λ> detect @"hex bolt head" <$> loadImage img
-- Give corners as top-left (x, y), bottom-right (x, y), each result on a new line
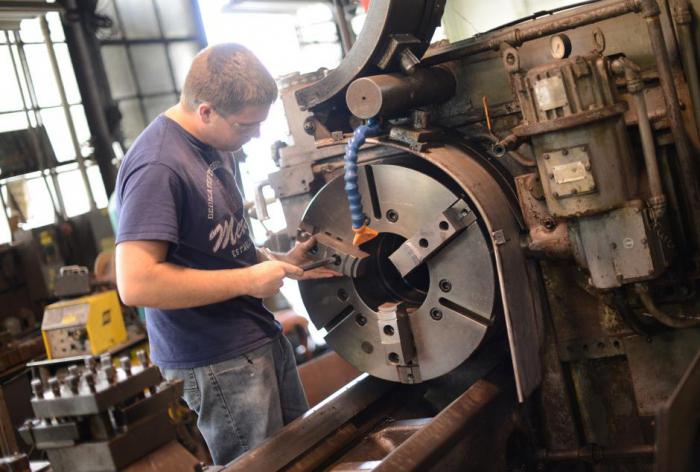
top-left (430, 308), bottom-right (443, 321)
top-left (355, 314), bottom-right (367, 326)
top-left (67, 365), bottom-right (80, 377)
top-left (31, 379), bottom-right (44, 399)
top-left (439, 279), bottom-right (452, 293)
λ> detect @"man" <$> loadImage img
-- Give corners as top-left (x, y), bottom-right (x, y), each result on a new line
top-left (114, 43), bottom-right (336, 465)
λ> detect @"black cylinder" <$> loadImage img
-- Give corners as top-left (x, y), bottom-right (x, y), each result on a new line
top-left (346, 66), bottom-right (456, 119)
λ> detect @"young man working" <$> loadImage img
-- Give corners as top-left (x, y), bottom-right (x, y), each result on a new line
top-left (114, 43), bottom-right (336, 465)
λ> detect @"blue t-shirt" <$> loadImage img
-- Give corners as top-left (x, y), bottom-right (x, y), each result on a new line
top-left (115, 115), bottom-right (280, 369)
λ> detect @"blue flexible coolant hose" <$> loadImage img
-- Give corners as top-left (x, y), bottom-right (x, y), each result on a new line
top-left (344, 118), bottom-right (381, 230)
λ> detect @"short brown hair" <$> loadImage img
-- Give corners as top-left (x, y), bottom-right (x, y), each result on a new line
top-left (181, 43), bottom-right (278, 116)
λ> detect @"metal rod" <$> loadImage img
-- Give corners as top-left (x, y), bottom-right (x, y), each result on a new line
top-left (11, 30), bottom-right (66, 220)
top-left (63, 0), bottom-right (118, 195)
top-left (673, 0), bottom-right (700, 136)
top-left (40, 15), bottom-right (96, 211)
top-left (222, 375), bottom-right (394, 471)
top-left (641, 0), bottom-right (700, 251)
top-left (537, 443), bottom-right (655, 463)
top-left (373, 380), bottom-right (501, 471)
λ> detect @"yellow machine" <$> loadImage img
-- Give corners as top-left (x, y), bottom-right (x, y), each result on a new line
top-left (41, 290), bottom-right (127, 359)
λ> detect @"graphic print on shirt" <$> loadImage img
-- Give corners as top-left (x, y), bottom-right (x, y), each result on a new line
top-left (206, 160), bottom-right (254, 258)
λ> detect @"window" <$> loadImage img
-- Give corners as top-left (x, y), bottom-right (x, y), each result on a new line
top-left (0, 11), bottom-right (108, 243)
top-left (95, 0), bottom-right (206, 147)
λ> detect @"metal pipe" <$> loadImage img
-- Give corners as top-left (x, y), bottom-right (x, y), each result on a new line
top-left (673, 0), bottom-right (700, 136)
top-left (636, 283), bottom-right (700, 328)
top-left (40, 15), bottom-right (96, 211)
top-left (63, 0), bottom-right (118, 195)
top-left (373, 380), bottom-right (500, 471)
top-left (423, 0), bottom-right (645, 65)
top-left (641, 0), bottom-right (700, 251)
top-left (612, 57), bottom-right (666, 219)
top-left (11, 30), bottom-right (66, 220)
top-left (537, 443), bottom-right (655, 463)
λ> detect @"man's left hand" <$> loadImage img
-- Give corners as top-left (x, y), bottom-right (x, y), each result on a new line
top-left (263, 236), bottom-right (342, 281)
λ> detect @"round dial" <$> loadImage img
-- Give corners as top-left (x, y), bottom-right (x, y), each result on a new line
top-left (550, 34), bottom-right (572, 60)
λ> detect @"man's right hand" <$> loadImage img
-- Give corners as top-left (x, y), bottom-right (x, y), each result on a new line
top-left (247, 261), bottom-right (303, 298)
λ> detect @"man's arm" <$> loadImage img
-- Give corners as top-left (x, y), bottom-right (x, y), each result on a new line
top-left (116, 240), bottom-right (302, 309)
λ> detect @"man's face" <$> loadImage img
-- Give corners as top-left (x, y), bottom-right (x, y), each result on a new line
top-left (201, 103), bottom-right (270, 151)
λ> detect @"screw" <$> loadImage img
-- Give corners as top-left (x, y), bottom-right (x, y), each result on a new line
top-left (543, 153), bottom-right (550, 160)
top-left (562, 149), bottom-right (569, 156)
top-left (552, 191), bottom-right (560, 199)
top-left (67, 365), bottom-right (80, 377)
top-left (355, 314), bottom-right (367, 326)
top-left (439, 279), bottom-right (452, 292)
top-left (430, 308), bottom-right (443, 320)
top-left (303, 119), bottom-right (315, 134)
top-left (543, 217), bottom-right (556, 231)
top-left (386, 209), bottom-right (399, 222)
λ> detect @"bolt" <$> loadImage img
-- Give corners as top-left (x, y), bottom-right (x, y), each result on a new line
top-left (439, 279), bottom-right (452, 292)
top-left (548, 172), bottom-right (554, 179)
top-left (104, 365), bottom-right (116, 385)
top-left (65, 374), bottom-right (79, 395)
top-left (571, 188), bottom-right (578, 195)
top-left (562, 149), bottom-right (569, 156)
top-left (355, 314), bottom-right (367, 326)
top-left (303, 119), bottom-right (315, 134)
top-left (543, 217), bottom-right (556, 231)
top-left (100, 353), bottom-right (112, 369)
top-left (585, 163), bottom-right (591, 171)
top-left (49, 377), bottom-right (61, 397)
top-left (120, 356), bottom-right (132, 376)
top-left (553, 191), bottom-right (560, 199)
top-left (430, 308), bottom-right (443, 320)
top-left (136, 350), bottom-right (149, 368)
top-left (84, 357), bottom-right (97, 373)
top-left (83, 372), bottom-right (96, 393)
top-left (386, 209), bottom-right (399, 222)
top-left (543, 153), bottom-right (550, 160)
top-left (67, 365), bottom-right (80, 377)
top-left (31, 379), bottom-right (44, 399)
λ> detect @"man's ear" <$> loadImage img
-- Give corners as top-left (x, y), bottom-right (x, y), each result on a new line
top-left (198, 103), bottom-right (214, 124)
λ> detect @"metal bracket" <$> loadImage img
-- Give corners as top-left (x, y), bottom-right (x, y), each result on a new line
top-left (389, 199), bottom-right (476, 277)
top-left (376, 303), bottom-right (420, 384)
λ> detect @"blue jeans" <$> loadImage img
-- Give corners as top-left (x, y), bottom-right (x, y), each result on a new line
top-left (160, 334), bottom-right (309, 465)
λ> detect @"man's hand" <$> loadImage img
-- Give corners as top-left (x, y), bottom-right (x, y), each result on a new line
top-left (262, 236), bottom-right (342, 281)
top-left (247, 261), bottom-right (303, 298)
